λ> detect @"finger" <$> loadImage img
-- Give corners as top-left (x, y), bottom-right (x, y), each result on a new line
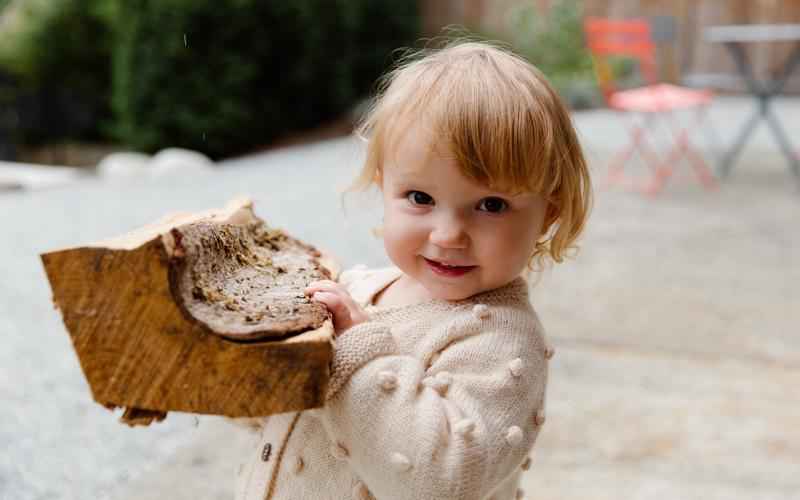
top-left (310, 286), bottom-right (362, 322)
top-left (339, 293), bottom-right (365, 318)
top-left (310, 291), bottom-right (345, 315)
top-left (311, 291), bottom-right (353, 328)
top-left (304, 280), bottom-right (340, 296)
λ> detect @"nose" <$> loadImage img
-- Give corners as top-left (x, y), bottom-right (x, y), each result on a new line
top-left (429, 214), bottom-right (469, 249)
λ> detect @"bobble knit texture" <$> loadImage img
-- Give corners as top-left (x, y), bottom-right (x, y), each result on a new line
top-left (234, 267), bottom-right (550, 500)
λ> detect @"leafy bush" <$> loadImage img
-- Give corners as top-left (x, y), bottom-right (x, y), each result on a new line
top-left (504, 0), bottom-right (600, 109)
top-left (0, 0), bottom-right (116, 144)
top-left (0, 0), bottom-right (417, 157)
top-left (111, 0), bottom-right (419, 158)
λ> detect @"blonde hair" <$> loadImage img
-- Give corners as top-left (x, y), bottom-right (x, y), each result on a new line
top-left (349, 40), bottom-right (592, 269)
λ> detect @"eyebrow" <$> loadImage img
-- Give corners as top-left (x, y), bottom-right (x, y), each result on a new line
top-left (387, 170), bottom-right (429, 189)
top-left (388, 167), bottom-right (423, 181)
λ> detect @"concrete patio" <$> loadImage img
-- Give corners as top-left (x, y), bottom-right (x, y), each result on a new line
top-left (1, 96), bottom-right (798, 500)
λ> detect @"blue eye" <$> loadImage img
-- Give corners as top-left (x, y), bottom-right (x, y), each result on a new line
top-left (406, 191), bottom-right (433, 206)
top-left (477, 197), bottom-right (508, 213)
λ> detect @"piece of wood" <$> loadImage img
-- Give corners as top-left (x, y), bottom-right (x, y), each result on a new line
top-left (41, 197), bottom-right (339, 426)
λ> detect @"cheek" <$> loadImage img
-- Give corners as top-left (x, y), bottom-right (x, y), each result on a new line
top-left (383, 209), bottom-right (424, 257)
top-left (477, 218), bottom-right (540, 268)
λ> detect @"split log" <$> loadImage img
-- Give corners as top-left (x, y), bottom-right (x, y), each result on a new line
top-left (40, 197), bottom-right (338, 426)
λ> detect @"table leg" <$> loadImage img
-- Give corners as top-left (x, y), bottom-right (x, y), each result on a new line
top-left (765, 44), bottom-right (800, 178)
top-left (719, 106), bottom-right (762, 177)
top-left (763, 110), bottom-right (800, 178)
top-left (718, 42), bottom-right (764, 176)
top-left (768, 43), bottom-right (800, 95)
top-left (721, 42), bottom-right (800, 179)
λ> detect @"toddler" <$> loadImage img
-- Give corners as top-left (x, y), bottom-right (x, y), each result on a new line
top-left (234, 40), bottom-right (591, 500)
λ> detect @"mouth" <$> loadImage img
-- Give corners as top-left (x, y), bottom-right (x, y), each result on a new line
top-left (423, 257), bottom-right (477, 277)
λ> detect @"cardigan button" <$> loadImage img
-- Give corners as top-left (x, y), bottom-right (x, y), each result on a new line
top-left (330, 441), bottom-right (349, 460)
top-left (472, 303), bottom-right (490, 319)
top-left (378, 371), bottom-right (398, 391)
top-left (352, 480), bottom-right (373, 499)
top-left (505, 425), bottom-right (523, 446)
top-left (261, 443), bottom-right (272, 462)
top-left (293, 455), bottom-right (304, 474)
top-left (390, 452), bottom-right (412, 471)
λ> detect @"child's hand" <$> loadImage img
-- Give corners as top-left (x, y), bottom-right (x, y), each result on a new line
top-left (304, 280), bottom-right (368, 336)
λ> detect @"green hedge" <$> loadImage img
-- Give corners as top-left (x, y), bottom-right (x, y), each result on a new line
top-left (111, 0), bottom-right (419, 158)
top-left (0, 0), bottom-right (116, 144)
top-left (0, 0), bottom-right (419, 158)
top-left (503, 0), bottom-right (601, 109)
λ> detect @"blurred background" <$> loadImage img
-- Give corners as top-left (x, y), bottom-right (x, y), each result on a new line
top-left (1, 0), bottom-right (798, 166)
top-left (1, 1), bottom-right (798, 499)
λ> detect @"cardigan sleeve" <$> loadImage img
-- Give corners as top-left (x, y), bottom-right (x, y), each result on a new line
top-left (319, 308), bottom-right (548, 500)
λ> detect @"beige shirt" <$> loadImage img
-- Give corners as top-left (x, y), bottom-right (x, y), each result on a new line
top-left (234, 266), bottom-right (551, 500)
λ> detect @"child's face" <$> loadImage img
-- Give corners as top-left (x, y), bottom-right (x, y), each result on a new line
top-left (379, 123), bottom-right (548, 301)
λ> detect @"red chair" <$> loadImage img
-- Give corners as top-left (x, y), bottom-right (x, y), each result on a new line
top-left (583, 17), bottom-right (717, 196)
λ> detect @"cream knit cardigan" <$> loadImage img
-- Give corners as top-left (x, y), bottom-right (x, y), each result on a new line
top-left (234, 266), bottom-right (551, 500)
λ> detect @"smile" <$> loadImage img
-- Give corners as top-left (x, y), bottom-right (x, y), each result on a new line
top-left (423, 257), bottom-right (477, 277)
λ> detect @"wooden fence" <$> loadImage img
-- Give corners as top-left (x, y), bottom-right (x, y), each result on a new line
top-left (420, 0), bottom-right (800, 92)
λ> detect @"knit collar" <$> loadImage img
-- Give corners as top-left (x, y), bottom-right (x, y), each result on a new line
top-left (365, 271), bottom-right (530, 317)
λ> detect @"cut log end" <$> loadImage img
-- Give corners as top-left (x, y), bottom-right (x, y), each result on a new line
top-left (167, 220), bottom-right (332, 340)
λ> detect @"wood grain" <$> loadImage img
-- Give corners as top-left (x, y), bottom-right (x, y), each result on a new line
top-left (40, 197), bottom-right (338, 426)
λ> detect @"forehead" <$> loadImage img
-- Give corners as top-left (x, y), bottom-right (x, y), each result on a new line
top-left (384, 122), bottom-right (455, 177)
top-left (383, 124), bottom-right (538, 203)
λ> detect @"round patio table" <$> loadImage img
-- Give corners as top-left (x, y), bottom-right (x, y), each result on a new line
top-left (705, 24), bottom-right (800, 184)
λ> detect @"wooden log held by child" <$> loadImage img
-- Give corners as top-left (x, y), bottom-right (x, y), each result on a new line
top-left (40, 197), bottom-right (338, 426)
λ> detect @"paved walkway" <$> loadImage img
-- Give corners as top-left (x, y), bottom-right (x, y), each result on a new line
top-left (1, 96), bottom-right (798, 500)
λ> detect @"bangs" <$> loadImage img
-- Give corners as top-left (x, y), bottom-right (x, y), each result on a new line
top-left (365, 42), bottom-right (569, 198)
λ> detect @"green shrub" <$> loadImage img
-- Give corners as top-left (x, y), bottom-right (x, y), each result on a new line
top-left (0, 0), bottom-right (116, 144)
top-left (111, 0), bottom-right (419, 158)
top-left (503, 0), bottom-right (600, 109)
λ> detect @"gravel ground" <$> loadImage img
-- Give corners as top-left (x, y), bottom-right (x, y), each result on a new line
top-left (2, 97), bottom-right (798, 500)
top-left (0, 138), bottom-right (385, 500)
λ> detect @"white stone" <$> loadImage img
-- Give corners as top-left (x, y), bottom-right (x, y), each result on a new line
top-left (149, 148), bottom-right (214, 178)
top-left (96, 152), bottom-right (151, 179)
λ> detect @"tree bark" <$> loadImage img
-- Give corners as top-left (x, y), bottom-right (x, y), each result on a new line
top-left (40, 197), bottom-right (338, 426)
